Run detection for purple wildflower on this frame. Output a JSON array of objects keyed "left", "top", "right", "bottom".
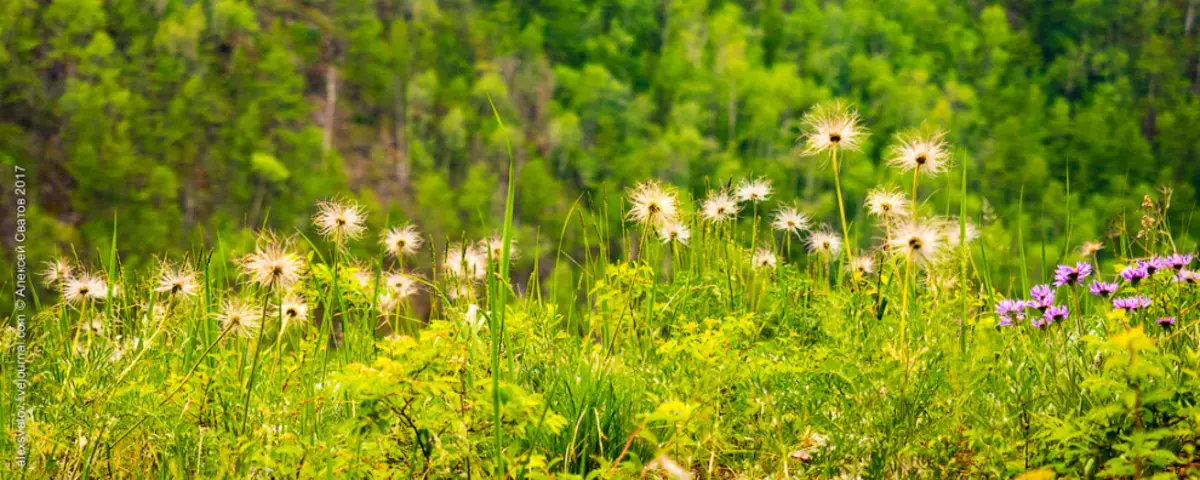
[
  {"left": 1088, "top": 280, "right": 1118, "bottom": 297},
  {"left": 1043, "top": 305, "right": 1069, "bottom": 324},
  {"left": 1138, "top": 257, "right": 1170, "bottom": 275},
  {"left": 1053, "top": 262, "right": 1093, "bottom": 287},
  {"left": 1120, "top": 265, "right": 1148, "bottom": 286},
  {"left": 1028, "top": 284, "right": 1055, "bottom": 311},
  {"left": 1112, "top": 295, "right": 1152, "bottom": 312},
  {"left": 1176, "top": 270, "right": 1200, "bottom": 285},
  {"left": 995, "top": 299, "right": 1026, "bottom": 327},
  {"left": 1167, "top": 253, "right": 1194, "bottom": 271},
  {"left": 1030, "top": 317, "right": 1047, "bottom": 328},
  {"left": 1156, "top": 317, "right": 1176, "bottom": 327}
]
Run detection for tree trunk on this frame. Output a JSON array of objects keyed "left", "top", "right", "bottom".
[{"left": 322, "top": 66, "right": 338, "bottom": 153}]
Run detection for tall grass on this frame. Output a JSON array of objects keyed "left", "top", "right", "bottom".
[{"left": 7, "top": 108, "right": 1200, "bottom": 479}]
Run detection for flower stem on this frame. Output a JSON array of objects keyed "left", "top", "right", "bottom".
[
  {"left": 831, "top": 146, "right": 853, "bottom": 263},
  {"left": 241, "top": 293, "right": 273, "bottom": 434},
  {"left": 911, "top": 167, "right": 920, "bottom": 219}
]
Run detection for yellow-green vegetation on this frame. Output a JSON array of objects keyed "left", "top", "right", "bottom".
[
  {"left": 6, "top": 157, "right": 1200, "bottom": 477},
  {"left": 3, "top": 0, "right": 1200, "bottom": 478}
]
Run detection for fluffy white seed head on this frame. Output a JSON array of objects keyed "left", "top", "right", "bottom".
[
  {"left": 798, "top": 101, "right": 869, "bottom": 156},
  {"left": 444, "top": 245, "right": 487, "bottom": 281},
  {"left": 865, "top": 187, "right": 911, "bottom": 219},
  {"left": 658, "top": 221, "right": 691, "bottom": 245},
  {"left": 275, "top": 296, "right": 309, "bottom": 332},
  {"left": 736, "top": 178, "right": 773, "bottom": 203},
  {"left": 886, "top": 129, "right": 951, "bottom": 176},
  {"left": 40, "top": 258, "right": 74, "bottom": 287},
  {"left": 807, "top": 230, "right": 843, "bottom": 258},
  {"left": 888, "top": 221, "right": 944, "bottom": 265},
  {"left": 380, "top": 224, "right": 423, "bottom": 259},
  {"left": 940, "top": 217, "right": 980, "bottom": 247},
  {"left": 626, "top": 181, "right": 679, "bottom": 227},
  {"left": 313, "top": 200, "right": 368, "bottom": 242},
  {"left": 1080, "top": 241, "right": 1104, "bottom": 257},
  {"left": 701, "top": 190, "right": 740, "bottom": 223},
  {"left": 385, "top": 271, "right": 422, "bottom": 299},
  {"left": 771, "top": 206, "right": 810, "bottom": 236},
  {"left": 63, "top": 272, "right": 109, "bottom": 303},
  {"left": 479, "top": 235, "right": 518, "bottom": 263},
  {"left": 154, "top": 261, "right": 201, "bottom": 298},
  {"left": 238, "top": 235, "right": 306, "bottom": 291},
  {"left": 752, "top": 249, "right": 778, "bottom": 270},
  {"left": 217, "top": 300, "right": 261, "bottom": 338},
  {"left": 846, "top": 256, "right": 876, "bottom": 276}
]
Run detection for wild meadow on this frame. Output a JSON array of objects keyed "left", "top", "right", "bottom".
[{"left": 4, "top": 101, "right": 1200, "bottom": 479}]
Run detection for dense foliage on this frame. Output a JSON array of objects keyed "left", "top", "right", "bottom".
[
  {"left": 3, "top": 179, "right": 1200, "bottom": 477},
  {"left": 3, "top": 0, "right": 1200, "bottom": 477},
  {"left": 2, "top": 0, "right": 1200, "bottom": 291}
]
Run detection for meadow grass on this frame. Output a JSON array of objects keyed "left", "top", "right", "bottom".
[{"left": 4, "top": 105, "right": 1200, "bottom": 479}]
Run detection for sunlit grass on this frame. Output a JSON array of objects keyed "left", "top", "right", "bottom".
[{"left": 5, "top": 105, "right": 1200, "bottom": 479}]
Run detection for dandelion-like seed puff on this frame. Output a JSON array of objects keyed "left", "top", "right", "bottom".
[
  {"left": 40, "top": 258, "right": 74, "bottom": 287},
  {"left": 865, "top": 187, "right": 910, "bottom": 219},
  {"left": 239, "top": 235, "right": 306, "bottom": 291},
  {"left": 380, "top": 224, "right": 423, "bottom": 259},
  {"left": 1080, "top": 241, "right": 1104, "bottom": 257},
  {"left": 797, "top": 101, "right": 868, "bottom": 156},
  {"left": 216, "top": 300, "right": 261, "bottom": 338},
  {"left": 275, "top": 295, "right": 309, "bottom": 332},
  {"left": 752, "top": 249, "right": 778, "bottom": 270},
  {"left": 807, "top": 230, "right": 843, "bottom": 259},
  {"left": 940, "top": 217, "right": 980, "bottom": 247},
  {"left": 888, "top": 221, "right": 943, "bottom": 265},
  {"left": 479, "top": 235, "right": 518, "bottom": 263},
  {"left": 63, "top": 272, "right": 108, "bottom": 303},
  {"left": 385, "top": 271, "right": 423, "bottom": 299},
  {"left": 887, "top": 129, "right": 951, "bottom": 177},
  {"left": 154, "top": 261, "right": 201, "bottom": 298},
  {"left": 847, "top": 256, "right": 876, "bottom": 277},
  {"left": 313, "top": 199, "right": 367, "bottom": 242},
  {"left": 444, "top": 245, "right": 487, "bottom": 281},
  {"left": 771, "top": 206, "right": 810, "bottom": 236},
  {"left": 658, "top": 221, "right": 691, "bottom": 245},
  {"left": 626, "top": 181, "right": 678, "bottom": 227},
  {"left": 736, "top": 178, "right": 773, "bottom": 203},
  {"left": 701, "top": 190, "right": 739, "bottom": 224}
]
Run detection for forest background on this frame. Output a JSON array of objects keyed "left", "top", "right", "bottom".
[{"left": 2, "top": 0, "right": 1199, "bottom": 304}]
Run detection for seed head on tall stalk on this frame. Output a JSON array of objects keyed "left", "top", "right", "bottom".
[
  {"left": 887, "top": 220, "right": 943, "bottom": 349},
  {"left": 798, "top": 101, "right": 868, "bottom": 264},
  {"left": 657, "top": 220, "right": 691, "bottom": 247},
  {"left": 627, "top": 180, "right": 679, "bottom": 230},
  {"left": 380, "top": 223, "right": 423, "bottom": 270},
  {"left": 738, "top": 177, "right": 773, "bottom": 258},
  {"left": 808, "top": 229, "right": 843, "bottom": 287},
  {"left": 865, "top": 186, "right": 911, "bottom": 239},
  {"left": 887, "top": 128, "right": 951, "bottom": 219},
  {"left": 701, "top": 189, "right": 740, "bottom": 225},
  {"left": 237, "top": 233, "right": 306, "bottom": 433},
  {"left": 772, "top": 204, "right": 810, "bottom": 259}
]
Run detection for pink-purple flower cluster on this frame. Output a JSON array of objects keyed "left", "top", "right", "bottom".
[
  {"left": 1112, "top": 295, "right": 1152, "bottom": 312},
  {"left": 1053, "top": 262, "right": 1093, "bottom": 287},
  {"left": 1167, "top": 253, "right": 1193, "bottom": 270},
  {"left": 1156, "top": 316, "right": 1176, "bottom": 327},
  {"left": 1042, "top": 305, "right": 1069, "bottom": 326},
  {"left": 1088, "top": 280, "right": 1118, "bottom": 297},
  {"left": 995, "top": 299, "right": 1026, "bottom": 327},
  {"left": 1176, "top": 270, "right": 1199, "bottom": 284},
  {"left": 996, "top": 284, "right": 1072, "bottom": 328},
  {"left": 1028, "top": 284, "right": 1055, "bottom": 311},
  {"left": 1138, "top": 257, "right": 1170, "bottom": 275},
  {"left": 1120, "top": 265, "right": 1148, "bottom": 286}
]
